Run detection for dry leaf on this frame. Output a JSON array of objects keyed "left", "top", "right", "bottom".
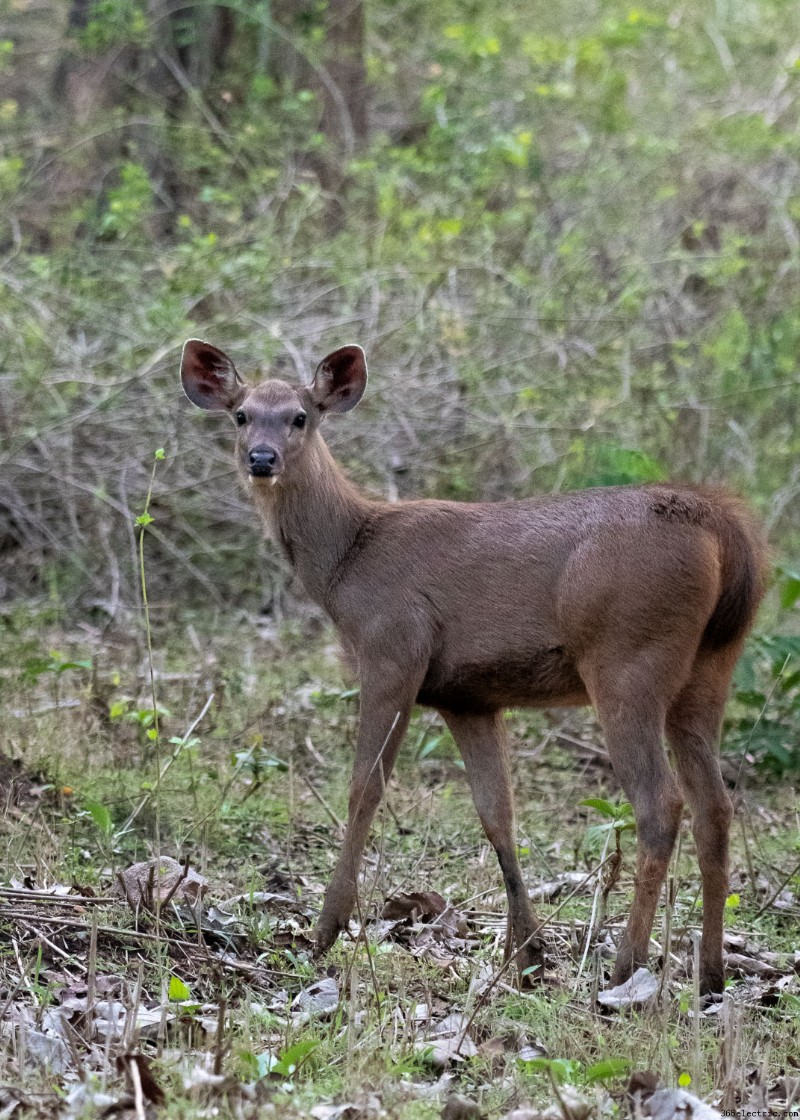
[
  {"left": 644, "top": 1088, "right": 721, "bottom": 1120},
  {"left": 415, "top": 1013, "right": 478, "bottom": 1067},
  {"left": 597, "top": 968, "right": 659, "bottom": 1009},
  {"left": 382, "top": 890, "right": 448, "bottom": 921},
  {"left": 113, "top": 856, "right": 207, "bottom": 908},
  {"left": 292, "top": 976, "right": 339, "bottom": 1022},
  {"left": 725, "top": 952, "right": 780, "bottom": 979}
]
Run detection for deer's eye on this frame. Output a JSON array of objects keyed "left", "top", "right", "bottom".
[
  {"left": 293, "top": 413, "right": 307, "bottom": 429},
  {"left": 235, "top": 410, "right": 247, "bottom": 427}
]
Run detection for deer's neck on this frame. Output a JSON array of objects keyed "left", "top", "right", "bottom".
[{"left": 255, "top": 435, "right": 372, "bottom": 606}]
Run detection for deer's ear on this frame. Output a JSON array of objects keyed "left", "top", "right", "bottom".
[
  {"left": 310, "top": 345, "right": 367, "bottom": 413},
  {"left": 181, "top": 340, "right": 245, "bottom": 411}
]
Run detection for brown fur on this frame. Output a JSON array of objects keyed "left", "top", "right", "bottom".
[{"left": 181, "top": 340, "right": 768, "bottom": 994}]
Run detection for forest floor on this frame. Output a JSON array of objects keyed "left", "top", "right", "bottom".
[{"left": 1, "top": 607, "right": 799, "bottom": 1118}]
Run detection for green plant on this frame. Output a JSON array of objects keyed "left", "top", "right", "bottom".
[
  {"left": 728, "top": 635, "right": 800, "bottom": 773},
  {"left": 136, "top": 449, "right": 165, "bottom": 848},
  {"left": 519, "top": 1054, "right": 631, "bottom": 1085},
  {"left": 580, "top": 797, "right": 636, "bottom": 855}
]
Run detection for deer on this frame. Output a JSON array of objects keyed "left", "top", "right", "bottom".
[{"left": 180, "top": 338, "right": 767, "bottom": 995}]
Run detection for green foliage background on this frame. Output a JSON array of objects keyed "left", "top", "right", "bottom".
[{"left": 0, "top": 0, "right": 798, "bottom": 613}]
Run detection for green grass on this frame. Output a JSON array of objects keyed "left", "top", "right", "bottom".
[{"left": 1, "top": 611, "right": 799, "bottom": 1116}]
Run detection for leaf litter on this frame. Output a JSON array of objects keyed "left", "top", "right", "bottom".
[{"left": 2, "top": 709, "right": 799, "bottom": 1116}]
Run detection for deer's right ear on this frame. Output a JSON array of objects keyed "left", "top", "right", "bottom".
[{"left": 180, "top": 340, "right": 245, "bottom": 411}]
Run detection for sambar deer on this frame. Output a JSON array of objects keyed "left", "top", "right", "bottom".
[{"left": 181, "top": 339, "right": 767, "bottom": 994}]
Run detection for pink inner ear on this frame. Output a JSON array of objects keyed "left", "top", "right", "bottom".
[
  {"left": 189, "top": 349, "right": 226, "bottom": 378},
  {"left": 196, "top": 373, "right": 223, "bottom": 391},
  {"left": 313, "top": 345, "right": 367, "bottom": 412},
  {"left": 181, "top": 339, "right": 243, "bottom": 410}
]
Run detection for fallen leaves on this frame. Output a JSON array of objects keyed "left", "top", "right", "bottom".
[
  {"left": 415, "top": 1012, "right": 478, "bottom": 1067},
  {"left": 369, "top": 889, "right": 475, "bottom": 967},
  {"left": 596, "top": 968, "right": 660, "bottom": 1010},
  {"left": 381, "top": 889, "right": 450, "bottom": 921},
  {"left": 2, "top": 847, "right": 798, "bottom": 1118},
  {"left": 113, "top": 855, "right": 208, "bottom": 910},
  {"left": 291, "top": 975, "right": 340, "bottom": 1022}
]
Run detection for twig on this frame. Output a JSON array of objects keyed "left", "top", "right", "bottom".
[
  {"left": 574, "top": 826, "right": 613, "bottom": 988},
  {"left": 158, "top": 855, "right": 192, "bottom": 911},
  {"left": 0, "top": 907, "right": 294, "bottom": 979},
  {"left": 116, "top": 871, "right": 139, "bottom": 913},
  {"left": 120, "top": 694, "right": 214, "bottom": 835},
  {"left": 128, "top": 1055, "right": 146, "bottom": 1120},
  {"left": 754, "top": 855, "right": 800, "bottom": 918},
  {"left": 85, "top": 912, "right": 98, "bottom": 1042},
  {"left": 300, "top": 773, "right": 345, "bottom": 831},
  {"left": 20, "top": 923, "right": 74, "bottom": 961},
  {"left": 457, "top": 851, "right": 618, "bottom": 1052},
  {"left": 0, "top": 887, "right": 116, "bottom": 905},
  {"left": 304, "top": 735, "right": 328, "bottom": 769},
  {"left": 213, "top": 998, "right": 227, "bottom": 1077},
  {"left": 11, "top": 939, "right": 37, "bottom": 1005},
  {"left": 123, "top": 964, "right": 145, "bottom": 1053}
]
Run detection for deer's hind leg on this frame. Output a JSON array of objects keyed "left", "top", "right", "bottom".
[
  {"left": 581, "top": 658, "right": 685, "bottom": 985},
  {"left": 666, "top": 644, "right": 740, "bottom": 995},
  {"left": 440, "top": 709, "right": 544, "bottom": 984}
]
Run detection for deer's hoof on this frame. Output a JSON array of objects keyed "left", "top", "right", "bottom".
[
  {"left": 517, "top": 945, "right": 547, "bottom": 990},
  {"left": 313, "top": 915, "right": 347, "bottom": 958},
  {"left": 699, "top": 966, "right": 725, "bottom": 997}
]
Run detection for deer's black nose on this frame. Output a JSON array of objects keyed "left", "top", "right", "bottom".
[{"left": 249, "top": 448, "right": 277, "bottom": 476}]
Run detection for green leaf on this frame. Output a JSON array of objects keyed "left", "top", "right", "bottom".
[
  {"left": 154, "top": 448, "right": 165, "bottom": 460},
  {"left": 260, "top": 1039, "right": 319, "bottom": 1078},
  {"left": 585, "top": 1057, "right": 631, "bottom": 1083},
  {"left": 135, "top": 513, "right": 154, "bottom": 527},
  {"left": 84, "top": 799, "right": 113, "bottom": 836},
  {"left": 518, "top": 1056, "right": 581, "bottom": 1082},
  {"left": 725, "top": 893, "right": 741, "bottom": 909},
  {"left": 613, "top": 818, "right": 636, "bottom": 834},
  {"left": 419, "top": 735, "right": 444, "bottom": 759},
  {"left": 583, "top": 822, "right": 613, "bottom": 850},
  {"left": 169, "top": 975, "right": 191, "bottom": 1001},
  {"left": 678, "top": 1072, "right": 692, "bottom": 1088},
  {"left": 52, "top": 658, "right": 93, "bottom": 674},
  {"left": 779, "top": 571, "right": 800, "bottom": 610},
  {"left": 579, "top": 797, "right": 619, "bottom": 818},
  {"left": 581, "top": 797, "right": 633, "bottom": 820}
]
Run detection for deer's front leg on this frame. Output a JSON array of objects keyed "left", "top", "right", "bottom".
[{"left": 315, "top": 668, "right": 417, "bottom": 956}]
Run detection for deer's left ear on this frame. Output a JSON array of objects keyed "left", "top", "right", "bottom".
[
  {"left": 310, "top": 345, "right": 368, "bottom": 413},
  {"left": 181, "top": 340, "right": 246, "bottom": 411}
]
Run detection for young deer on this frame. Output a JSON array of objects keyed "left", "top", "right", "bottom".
[{"left": 181, "top": 339, "right": 767, "bottom": 994}]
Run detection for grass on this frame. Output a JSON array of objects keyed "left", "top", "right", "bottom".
[{"left": 1, "top": 607, "right": 799, "bottom": 1116}]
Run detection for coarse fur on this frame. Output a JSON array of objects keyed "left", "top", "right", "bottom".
[{"left": 181, "top": 339, "right": 768, "bottom": 995}]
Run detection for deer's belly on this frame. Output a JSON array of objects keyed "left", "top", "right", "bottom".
[{"left": 416, "top": 648, "right": 588, "bottom": 715}]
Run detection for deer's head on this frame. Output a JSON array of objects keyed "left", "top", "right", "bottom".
[{"left": 180, "top": 340, "right": 367, "bottom": 483}]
